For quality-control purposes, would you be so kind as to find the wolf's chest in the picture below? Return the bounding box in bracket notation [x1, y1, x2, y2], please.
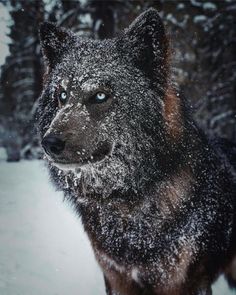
[94, 242, 195, 294]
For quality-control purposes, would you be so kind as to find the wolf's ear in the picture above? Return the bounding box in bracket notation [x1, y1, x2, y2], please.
[124, 8, 169, 81]
[39, 22, 75, 68]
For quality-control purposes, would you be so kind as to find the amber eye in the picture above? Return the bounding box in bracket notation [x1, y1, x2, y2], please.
[59, 90, 68, 104]
[91, 92, 109, 104]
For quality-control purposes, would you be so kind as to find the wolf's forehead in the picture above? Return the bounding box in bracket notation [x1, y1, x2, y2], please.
[56, 59, 125, 89]
[53, 38, 137, 88]
[53, 58, 141, 94]
[53, 68, 112, 92]
[71, 38, 119, 64]
[57, 54, 118, 83]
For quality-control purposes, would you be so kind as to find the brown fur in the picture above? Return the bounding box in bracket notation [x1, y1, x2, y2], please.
[95, 243, 195, 295]
[158, 167, 193, 217]
[97, 253, 143, 295]
[163, 88, 183, 139]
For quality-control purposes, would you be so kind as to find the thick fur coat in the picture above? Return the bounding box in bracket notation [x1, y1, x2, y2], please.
[37, 9, 236, 295]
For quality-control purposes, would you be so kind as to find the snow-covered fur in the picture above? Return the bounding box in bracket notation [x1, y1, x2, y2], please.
[37, 9, 236, 295]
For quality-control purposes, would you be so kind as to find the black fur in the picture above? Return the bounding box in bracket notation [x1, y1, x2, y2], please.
[37, 9, 236, 295]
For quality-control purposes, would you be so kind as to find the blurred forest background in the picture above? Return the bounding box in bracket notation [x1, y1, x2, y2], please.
[0, 0, 235, 161]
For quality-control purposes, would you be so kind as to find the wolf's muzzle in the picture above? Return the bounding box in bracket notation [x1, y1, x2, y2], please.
[41, 135, 65, 156]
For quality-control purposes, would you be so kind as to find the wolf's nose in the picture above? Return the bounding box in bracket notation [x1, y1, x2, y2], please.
[41, 135, 65, 156]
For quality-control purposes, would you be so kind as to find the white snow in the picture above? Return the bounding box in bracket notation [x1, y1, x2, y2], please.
[131, 267, 141, 285]
[100, 253, 125, 273]
[193, 15, 207, 24]
[0, 160, 104, 295]
[0, 2, 11, 68]
[0, 147, 7, 161]
[203, 2, 217, 11]
[0, 160, 235, 295]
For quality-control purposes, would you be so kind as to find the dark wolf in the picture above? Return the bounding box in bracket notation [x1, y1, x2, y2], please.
[37, 8, 236, 295]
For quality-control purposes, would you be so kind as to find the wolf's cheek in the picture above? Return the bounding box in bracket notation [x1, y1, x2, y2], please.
[85, 97, 115, 121]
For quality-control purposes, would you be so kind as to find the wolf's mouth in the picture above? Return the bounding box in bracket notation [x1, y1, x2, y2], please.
[49, 142, 113, 171]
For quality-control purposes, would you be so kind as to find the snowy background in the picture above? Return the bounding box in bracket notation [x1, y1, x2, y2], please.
[0, 0, 236, 294]
[0, 158, 105, 295]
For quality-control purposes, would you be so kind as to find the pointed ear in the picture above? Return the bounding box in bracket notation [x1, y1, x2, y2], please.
[124, 8, 169, 84]
[39, 22, 76, 68]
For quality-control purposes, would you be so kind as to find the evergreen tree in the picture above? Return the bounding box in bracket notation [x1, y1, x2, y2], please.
[0, 0, 44, 160]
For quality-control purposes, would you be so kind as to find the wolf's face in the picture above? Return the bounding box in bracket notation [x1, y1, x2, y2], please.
[38, 9, 175, 197]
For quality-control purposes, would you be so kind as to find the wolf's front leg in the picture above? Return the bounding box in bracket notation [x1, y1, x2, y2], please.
[104, 275, 120, 295]
[195, 286, 212, 295]
[104, 275, 112, 295]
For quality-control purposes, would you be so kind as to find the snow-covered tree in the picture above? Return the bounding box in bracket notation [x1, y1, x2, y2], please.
[0, 0, 44, 160]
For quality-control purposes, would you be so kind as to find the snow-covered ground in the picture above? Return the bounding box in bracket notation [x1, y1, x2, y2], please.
[0, 160, 235, 295]
[0, 160, 104, 295]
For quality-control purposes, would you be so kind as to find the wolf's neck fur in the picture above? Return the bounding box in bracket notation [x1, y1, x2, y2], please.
[76, 160, 206, 290]
[49, 123, 234, 289]
[68, 115, 193, 202]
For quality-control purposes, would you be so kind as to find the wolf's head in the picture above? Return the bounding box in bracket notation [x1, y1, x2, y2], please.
[38, 9, 186, 199]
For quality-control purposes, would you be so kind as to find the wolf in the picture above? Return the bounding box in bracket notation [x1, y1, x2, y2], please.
[37, 8, 236, 295]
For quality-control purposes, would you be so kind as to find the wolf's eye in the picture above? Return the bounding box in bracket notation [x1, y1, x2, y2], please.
[92, 92, 109, 104]
[59, 91, 67, 104]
